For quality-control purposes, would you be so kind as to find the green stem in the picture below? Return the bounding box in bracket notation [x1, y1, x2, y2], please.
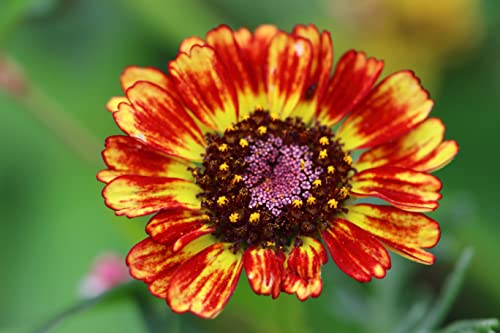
[31, 282, 135, 333]
[32, 297, 101, 333]
[2, 53, 101, 167]
[132, 289, 172, 333]
[415, 248, 475, 333]
[19, 85, 101, 167]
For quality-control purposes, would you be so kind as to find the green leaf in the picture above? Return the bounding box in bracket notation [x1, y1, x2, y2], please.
[439, 318, 499, 333]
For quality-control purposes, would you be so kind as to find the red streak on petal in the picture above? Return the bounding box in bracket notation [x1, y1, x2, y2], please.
[351, 166, 442, 212]
[319, 50, 383, 126]
[243, 247, 285, 299]
[282, 237, 327, 300]
[267, 32, 312, 117]
[114, 82, 205, 161]
[292, 25, 333, 102]
[338, 70, 433, 150]
[102, 175, 199, 218]
[235, 25, 279, 94]
[173, 224, 216, 252]
[98, 135, 191, 183]
[347, 204, 440, 264]
[322, 219, 391, 282]
[206, 25, 260, 108]
[169, 45, 238, 131]
[411, 140, 460, 172]
[167, 243, 243, 319]
[146, 208, 208, 245]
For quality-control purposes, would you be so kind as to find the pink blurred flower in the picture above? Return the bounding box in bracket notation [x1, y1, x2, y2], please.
[78, 252, 130, 298]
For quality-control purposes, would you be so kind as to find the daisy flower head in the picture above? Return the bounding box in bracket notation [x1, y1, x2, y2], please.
[99, 24, 458, 319]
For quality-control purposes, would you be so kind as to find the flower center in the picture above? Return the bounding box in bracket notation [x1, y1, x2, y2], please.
[191, 110, 354, 250]
[243, 135, 323, 216]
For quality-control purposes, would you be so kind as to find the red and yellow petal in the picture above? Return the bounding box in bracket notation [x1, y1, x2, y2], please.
[338, 71, 433, 150]
[97, 135, 192, 183]
[235, 24, 279, 104]
[243, 247, 285, 299]
[350, 166, 442, 212]
[146, 208, 209, 245]
[318, 50, 384, 127]
[167, 242, 243, 319]
[106, 96, 129, 112]
[267, 32, 312, 119]
[355, 118, 448, 171]
[120, 66, 171, 91]
[127, 234, 214, 298]
[169, 45, 238, 132]
[411, 140, 459, 172]
[237, 24, 279, 54]
[106, 66, 180, 113]
[346, 204, 440, 264]
[206, 25, 261, 117]
[322, 218, 391, 282]
[102, 175, 200, 218]
[282, 236, 327, 301]
[179, 36, 206, 54]
[114, 82, 206, 162]
[290, 25, 333, 122]
[172, 224, 216, 253]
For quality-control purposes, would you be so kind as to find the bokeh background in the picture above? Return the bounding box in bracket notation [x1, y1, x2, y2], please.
[1, 0, 499, 332]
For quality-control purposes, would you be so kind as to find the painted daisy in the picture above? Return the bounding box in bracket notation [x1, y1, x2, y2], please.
[99, 24, 458, 319]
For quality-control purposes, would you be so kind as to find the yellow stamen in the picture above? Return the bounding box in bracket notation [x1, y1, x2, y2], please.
[229, 212, 240, 223]
[307, 196, 316, 205]
[232, 174, 243, 184]
[225, 125, 235, 132]
[219, 163, 229, 171]
[319, 136, 329, 145]
[217, 196, 229, 206]
[338, 187, 349, 199]
[327, 199, 338, 209]
[255, 104, 264, 111]
[270, 112, 280, 120]
[292, 199, 303, 208]
[327, 166, 335, 174]
[249, 212, 260, 224]
[239, 138, 249, 148]
[343, 154, 353, 165]
[300, 159, 306, 170]
[265, 241, 275, 247]
[257, 126, 267, 135]
[218, 143, 228, 152]
[312, 179, 322, 188]
[319, 149, 328, 159]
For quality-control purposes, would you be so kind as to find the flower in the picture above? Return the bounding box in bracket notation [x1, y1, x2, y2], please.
[98, 24, 458, 319]
[78, 252, 131, 299]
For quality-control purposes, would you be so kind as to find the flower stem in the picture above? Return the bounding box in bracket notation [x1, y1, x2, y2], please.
[1, 54, 101, 167]
[19, 86, 102, 166]
[132, 289, 175, 333]
[415, 248, 475, 333]
[31, 282, 135, 333]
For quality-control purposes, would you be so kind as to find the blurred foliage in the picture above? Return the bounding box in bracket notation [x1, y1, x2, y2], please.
[1, 0, 499, 332]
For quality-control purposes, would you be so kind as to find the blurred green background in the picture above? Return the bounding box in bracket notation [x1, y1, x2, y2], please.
[1, 0, 499, 332]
